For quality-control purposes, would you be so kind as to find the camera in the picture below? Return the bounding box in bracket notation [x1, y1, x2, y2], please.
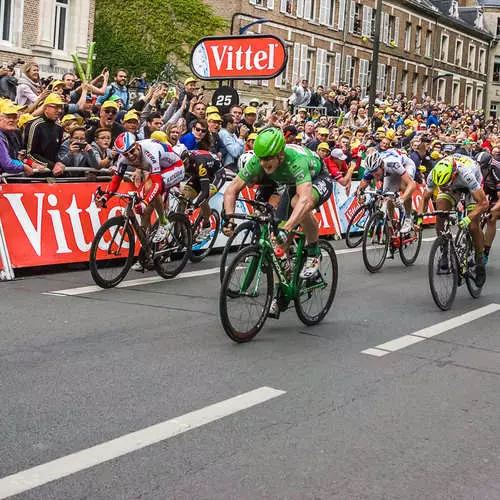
[7, 58, 25, 71]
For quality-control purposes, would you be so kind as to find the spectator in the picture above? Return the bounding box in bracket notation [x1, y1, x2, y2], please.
[283, 125, 298, 144]
[241, 106, 258, 133]
[59, 126, 98, 171]
[61, 114, 84, 138]
[25, 93, 65, 176]
[96, 68, 130, 110]
[174, 77, 198, 121]
[317, 144, 354, 194]
[206, 112, 222, 157]
[122, 110, 140, 136]
[138, 111, 162, 140]
[246, 133, 257, 151]
[86, 100, 124, 143]
[15, 62, 41, 106]
[62, 72, 76, 91]
[309, 85, 326, 108]
[230, 104, 243, 127]
[91, 128, 116, 169]
[0, 65, 19, 102]
[290, 79, 311, 110]
[307, 127, 330, 152]
[136, 71, 148, 97]
[165, 122, 186, 157]
[179, 118, 210, 150]
[218, 113, 248, 171]
[302, 121, 316, 146]
[0, 101, 33, 175]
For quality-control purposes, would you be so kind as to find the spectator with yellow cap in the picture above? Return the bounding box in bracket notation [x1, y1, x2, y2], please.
[207, 112, 222, 157]
[61, 114, 84, 138]
[246, 132, 257, 151]
[25, 93, 65, 176]
[0, 100, 34, 176]
[307, 127, 330, 152]
[122, 110, 140, 136]
[86, 100, 124, 143]
[241, 106, 258, 133]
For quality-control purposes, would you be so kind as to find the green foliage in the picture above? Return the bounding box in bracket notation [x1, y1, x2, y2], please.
[94, 0, 227, 80]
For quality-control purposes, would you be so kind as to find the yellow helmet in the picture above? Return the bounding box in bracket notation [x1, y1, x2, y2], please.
[431, 157, 454, 186]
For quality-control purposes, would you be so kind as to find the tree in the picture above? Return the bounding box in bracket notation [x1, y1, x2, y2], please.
[94, 0, 227, 80]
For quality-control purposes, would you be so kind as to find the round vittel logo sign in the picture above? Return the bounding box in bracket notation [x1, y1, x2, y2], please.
[190, 35, 287, 80]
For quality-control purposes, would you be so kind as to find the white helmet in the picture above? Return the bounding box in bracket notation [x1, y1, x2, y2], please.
[237, 151, 255, 171]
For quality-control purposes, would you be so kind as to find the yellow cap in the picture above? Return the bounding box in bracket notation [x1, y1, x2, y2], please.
[0, 100, 22, 114]
[404, 118, 412, 126]
[244, 106, 257, 115]
[206, 106, 219, 115]
[298, 107, 308, 113]
[44, 93, 65, 106]
[318, 128, 329, 135]
[430, 151, 442, 160]
[60, 114, 84, 125]
[296, 133, 303, 140]
[18, 113, 36, 127]
[123, 110, 140, 122]
[49, 80, 65, 89]
[151, 131, 168, 143]
[184, 77, 197, 85]
[386, 129, 395, 140]
[247, 133, 258, 141]
[101, 100, 119, 111]
[404, 129, 413, 136]
[207, 113, 222, 122]
[317, 142, 331, 151]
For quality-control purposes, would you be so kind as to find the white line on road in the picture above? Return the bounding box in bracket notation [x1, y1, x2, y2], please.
[361, 303, 500, 357]
[0, 386, 286, 499]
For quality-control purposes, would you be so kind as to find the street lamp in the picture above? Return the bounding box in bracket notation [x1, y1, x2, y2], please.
[230, 12, 269, 35]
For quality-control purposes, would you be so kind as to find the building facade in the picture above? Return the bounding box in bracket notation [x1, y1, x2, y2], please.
[205, 0, 492, 110]
[0, 0, 95, 77]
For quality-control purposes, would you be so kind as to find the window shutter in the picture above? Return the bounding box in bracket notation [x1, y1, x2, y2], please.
[383, 13, 389, 44]
[297, 0, 305, 17]
[280, 0, 287, 12]
[344, 55, 352, 84]
[304, 0, 312, 19]
[300, 44, 309, 80]
[337, 0, 346, 30]
[329, 0, 335, 26]
[250, 0, 257, 4]
[348, 1, 355, 33]
[334, 52, 341, 85]
[267, 0, 275, 9]
[358, 59, 368, 95]
[292, 42, 300, 84]
[262, 79, 269, 87]
[319, 0, 328, 24]
[394, 17, 399, 46]
[362, 6, 369, 36]
[389, 66, 396, 96]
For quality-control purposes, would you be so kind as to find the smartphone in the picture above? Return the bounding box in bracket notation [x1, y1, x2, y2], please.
[77, 142, 87, 150]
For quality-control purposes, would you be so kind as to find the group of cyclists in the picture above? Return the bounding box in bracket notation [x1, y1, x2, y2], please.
[96, 118, 500, 313]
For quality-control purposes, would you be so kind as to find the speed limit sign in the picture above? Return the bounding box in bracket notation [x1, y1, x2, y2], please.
[211, 86, 239, 115]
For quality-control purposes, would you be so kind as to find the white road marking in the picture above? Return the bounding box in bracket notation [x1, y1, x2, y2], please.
[422, 236, 437, 242]
[362, 303, 500, 357]
[0, 386, 285, 499]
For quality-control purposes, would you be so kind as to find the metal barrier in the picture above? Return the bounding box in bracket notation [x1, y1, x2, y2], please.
[1, 167, 115, 184]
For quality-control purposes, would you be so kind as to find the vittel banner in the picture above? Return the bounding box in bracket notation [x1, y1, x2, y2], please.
[190, 35, 287, 80]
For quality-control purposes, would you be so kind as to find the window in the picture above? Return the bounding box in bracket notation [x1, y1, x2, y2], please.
[425, 30, 432, 57]
[412, 72, 418, 96]
[280, 0, 294, 14]
[275, 51, 289, 87]
[345, 56, 356, 87]
[468, 44, 476, 70]
[479, 48, 486, 73]
[349, 2, 362, 35]
[490, 102, 497, 119]
[415, 25, 421, 54]
[404, 22, 411, 51]
[497, 17, 500, 36]
[306, 48, 314, 82]
[305, 0, 317, 20]
[0, 0, 12, 41]
[387, 15, 398, 46]
[325, 53, 334, 87]
[53, 0, 69, 51]
[371, 9, 376, 38]
[455, 40, 463, 66]
[401, 70, 408, 95]
[465, 85, 472, 108]
[358, 59, 369, 96]
[476, 87, 483, 109]
[440, 34, 449, 62]
[493, 56, 500, 82]
[328, 0, 335, 25]
[436, 78, 446, 102]
[452, 81, 459, 105]
[423, 75, 429, 95]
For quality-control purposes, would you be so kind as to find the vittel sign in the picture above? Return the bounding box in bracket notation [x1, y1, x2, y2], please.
[190, 35, 287, 80]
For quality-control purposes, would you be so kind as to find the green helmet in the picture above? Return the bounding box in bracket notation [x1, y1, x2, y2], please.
[254, 127, 286, 158]
[432, 157, 454, 186]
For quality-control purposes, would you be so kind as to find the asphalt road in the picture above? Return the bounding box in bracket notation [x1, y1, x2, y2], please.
[1, 228, 499, 499]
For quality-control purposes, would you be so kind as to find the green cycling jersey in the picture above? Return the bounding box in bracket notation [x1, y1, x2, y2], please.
[238, 144, 322, 186]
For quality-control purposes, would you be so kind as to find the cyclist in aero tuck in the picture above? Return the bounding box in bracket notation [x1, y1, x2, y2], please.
[223, 127, 333, 316]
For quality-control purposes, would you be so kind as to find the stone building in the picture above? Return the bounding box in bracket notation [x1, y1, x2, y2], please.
[0, 0, 95, 77]
[204, 0, 492, 109]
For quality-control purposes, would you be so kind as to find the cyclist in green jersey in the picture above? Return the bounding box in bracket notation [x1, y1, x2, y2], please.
[223, 127, 333, 281]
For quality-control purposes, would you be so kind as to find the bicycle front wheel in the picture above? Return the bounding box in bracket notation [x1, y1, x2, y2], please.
[294, 240, 338, 326]
[428, 235, 458, 310]
[154, 213, 192, 279]
[346, 204, 369, 248]
[399, 218, 423, 266]
[89, 216, 135, 289]
[456, 229, 482, 298]
[219, 221, 260, 283]
[362, 212, 389, 273]
[219, 245, 273, 343]
[190, 208, 221, 263]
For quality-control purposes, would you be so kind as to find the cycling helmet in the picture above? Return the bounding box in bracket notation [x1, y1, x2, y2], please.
[237, 151, 254, 171]
[431, 157, 454, 186]
[363, 151, 383, 173]
[253, 127, 286, 158]
[476, 151, 492, 169]
[114, 132, 136, 154]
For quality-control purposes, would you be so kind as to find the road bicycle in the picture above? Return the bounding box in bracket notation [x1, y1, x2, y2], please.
[345, 190, 383, 248]
[427, 206, 484, 311]
[89, 187, 191, 288]
[362, 192, 423, 273]
[220, 198, 338, 343]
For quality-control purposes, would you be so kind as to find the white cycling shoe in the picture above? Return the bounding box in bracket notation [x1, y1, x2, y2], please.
[153, 224, 169, 243]
[300, 255, 321, 280]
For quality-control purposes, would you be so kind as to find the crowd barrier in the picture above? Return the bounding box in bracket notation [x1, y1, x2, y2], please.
[0, 180, 435, 279]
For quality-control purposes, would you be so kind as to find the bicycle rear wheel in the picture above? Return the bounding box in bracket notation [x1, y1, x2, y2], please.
[154, 213, 192, 279]
[399, 217, 423, 266]
[294, 240, 338, 326]
[428, 235, 458, 310]
[190, 208, 221, 263]
[220, 221, 260, 283]
[362, 212, 389, 273]
[346, 204, 369, 248]
[89, 216, 135, 289]
[219, 245, 273, 343]
[456, 229, 482, 298]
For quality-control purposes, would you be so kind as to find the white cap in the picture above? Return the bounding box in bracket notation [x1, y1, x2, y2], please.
[331, 148, 347, 160]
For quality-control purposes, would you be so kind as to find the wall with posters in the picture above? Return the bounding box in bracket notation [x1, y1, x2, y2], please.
[0, 181, 434, 270]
